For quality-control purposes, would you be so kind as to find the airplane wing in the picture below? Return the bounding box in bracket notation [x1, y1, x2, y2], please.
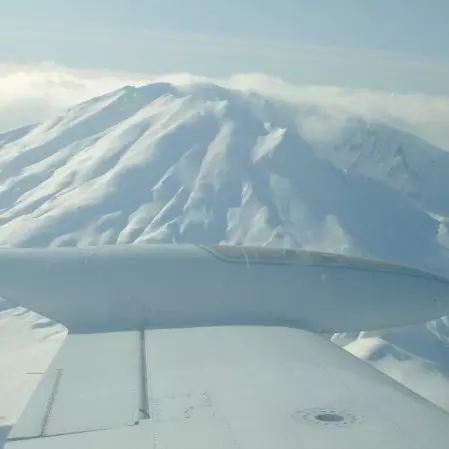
[2, 244, 449, 448]
[5, 326, 449, 449]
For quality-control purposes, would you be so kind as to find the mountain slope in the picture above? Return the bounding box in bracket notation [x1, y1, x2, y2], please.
[0, 83, 448, 273]
[315, 118, 449, 217]
[1, 81, 449, 434]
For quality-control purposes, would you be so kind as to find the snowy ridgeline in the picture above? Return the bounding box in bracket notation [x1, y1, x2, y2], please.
[1, 81, 449, 434]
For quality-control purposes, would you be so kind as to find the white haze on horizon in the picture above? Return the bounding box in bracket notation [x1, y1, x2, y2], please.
[0, 62, 448, 151]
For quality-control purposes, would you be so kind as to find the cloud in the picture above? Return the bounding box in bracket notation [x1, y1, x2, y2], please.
[0, 63, 213, 132]
[0, 63, 448, 150]
[226, 73, 449, 150]
[0, 63, 146, 132]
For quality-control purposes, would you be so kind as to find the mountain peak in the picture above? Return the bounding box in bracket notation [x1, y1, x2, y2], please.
[0, 82, 447, 276]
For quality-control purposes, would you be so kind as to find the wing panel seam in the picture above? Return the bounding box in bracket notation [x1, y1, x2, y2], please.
[138, 329, 150, 421]
[40, 368, 63, 437]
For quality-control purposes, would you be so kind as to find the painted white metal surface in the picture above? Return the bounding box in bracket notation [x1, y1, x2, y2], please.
[4, 245, 449, 448]
[6, 326, 449, 448]
[0, 245, 449, 333]
[8, 332, 140, 441]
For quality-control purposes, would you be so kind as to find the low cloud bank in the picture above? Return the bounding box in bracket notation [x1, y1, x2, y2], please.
[0, 63, 448, 150]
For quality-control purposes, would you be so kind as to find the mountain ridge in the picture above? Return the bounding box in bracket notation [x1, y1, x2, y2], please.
[1, 82, 448, 269]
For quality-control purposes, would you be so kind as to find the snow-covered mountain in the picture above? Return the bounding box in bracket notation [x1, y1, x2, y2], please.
[316, 118, 449, 217]
[1, 81, 449, 436]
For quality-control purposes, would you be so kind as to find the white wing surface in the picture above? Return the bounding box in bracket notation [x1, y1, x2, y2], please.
[2, 244, 449, 448]
[5, 326, 449, 449]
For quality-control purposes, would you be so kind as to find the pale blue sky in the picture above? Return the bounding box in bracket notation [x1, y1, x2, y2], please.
[1, 0, 448, 94]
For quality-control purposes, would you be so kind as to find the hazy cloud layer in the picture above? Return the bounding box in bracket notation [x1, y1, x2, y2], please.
[227, 74, 449, 150]
[0, 63, 448, 150]
[0, 63, 152, 132]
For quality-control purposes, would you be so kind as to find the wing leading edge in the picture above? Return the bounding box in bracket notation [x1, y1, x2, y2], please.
[6, 326, 449, 449]
[0, 245, 449, 333]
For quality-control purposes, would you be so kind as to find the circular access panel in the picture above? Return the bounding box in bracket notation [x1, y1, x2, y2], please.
[293, 409, 362, 427]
